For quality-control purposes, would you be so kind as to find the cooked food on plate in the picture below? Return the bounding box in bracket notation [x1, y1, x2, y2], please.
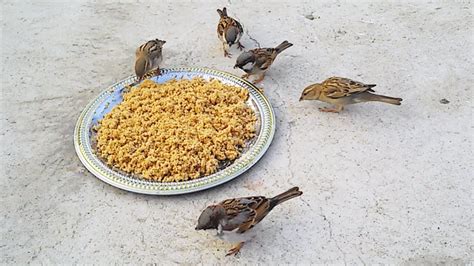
[95, 78, 257, 182]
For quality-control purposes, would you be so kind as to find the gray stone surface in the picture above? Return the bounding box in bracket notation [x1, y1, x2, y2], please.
[1, 0, 472, 264]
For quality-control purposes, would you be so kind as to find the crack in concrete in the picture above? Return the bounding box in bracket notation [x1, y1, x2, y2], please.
[232, 12, 260, 49]
[245, 28, 261, 48]
[320, 207, 347, 265]
[17, 95, 74, 105]
[269, 75, 285, 108]
[286, 122, 294, 181]
[357, 254, 366, 265]
[267, 76, 296, 187]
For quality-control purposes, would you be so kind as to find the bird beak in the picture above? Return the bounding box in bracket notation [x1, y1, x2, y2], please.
[299, 96, 303, 102]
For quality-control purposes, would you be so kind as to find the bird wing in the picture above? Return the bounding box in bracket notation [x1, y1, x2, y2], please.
[136, 40, 162, 59]
[234, 19, 243, 33]
[220, 196, 271, 233]
[252, 48, 275, 70]
[228, 17, 242, 32]
[322, 77, 376, 99]
[217, 18, 226, 37]
[146, 40, 162, 57]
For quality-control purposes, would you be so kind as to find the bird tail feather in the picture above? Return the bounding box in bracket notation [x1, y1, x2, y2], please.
[270, 187, 302, 208]
[275, 40, 293, 54]
[364, 93, 402, 105]
[217, 7, 227, 18]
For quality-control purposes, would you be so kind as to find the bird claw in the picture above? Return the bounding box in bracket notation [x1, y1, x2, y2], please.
[224, 51, 232, 58]
[154, 68, 161, 76]
[225, 248, 240, 257]
[241, 74, 249, 79]
[226, 242, 244, 256]
[253, 75, 265, 84]
[237, 42, 245, 50]
[319, 107, 341, 113]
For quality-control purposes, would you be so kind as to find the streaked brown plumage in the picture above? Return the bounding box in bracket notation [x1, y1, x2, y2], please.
[195, 187, 303, 256]
[299, 77, 402, 113]
[234, 41, 293, 83]
[217, 7, 244, 57]
[134, 39, 166, 80]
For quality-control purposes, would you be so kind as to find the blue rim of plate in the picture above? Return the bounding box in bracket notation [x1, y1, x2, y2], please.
[74, 67, 275, 195]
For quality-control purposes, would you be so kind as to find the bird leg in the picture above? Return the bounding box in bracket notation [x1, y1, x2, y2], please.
[253, 73, 265, 84]
[237, 42, 245, 50]
[223, 43, 232, 58]
[319, 105, 344, 113]
[226, 242, 244, 256]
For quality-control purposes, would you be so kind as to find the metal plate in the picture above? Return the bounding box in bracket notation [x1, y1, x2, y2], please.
[74, 67, 275, 195]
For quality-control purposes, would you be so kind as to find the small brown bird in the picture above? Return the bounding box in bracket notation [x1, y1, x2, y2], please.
[217, 7, 244, 57]
[134, 39, 166, 80]
[195, 187, 302, 256]
[299, 77, 402, 113]
[234, 41, 293, 83]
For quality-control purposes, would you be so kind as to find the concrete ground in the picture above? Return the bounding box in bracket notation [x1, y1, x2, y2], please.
[1, 0, 472, 264]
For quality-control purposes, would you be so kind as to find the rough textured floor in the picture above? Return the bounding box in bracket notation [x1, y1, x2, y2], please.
[1, 1, 472, 264]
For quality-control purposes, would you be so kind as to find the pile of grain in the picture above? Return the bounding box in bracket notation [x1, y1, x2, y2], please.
[96, 78, 257, 182]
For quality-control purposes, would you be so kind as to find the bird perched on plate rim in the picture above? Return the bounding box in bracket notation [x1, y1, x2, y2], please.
[134, 39, 166, 80]
[234, 41, 293, 84]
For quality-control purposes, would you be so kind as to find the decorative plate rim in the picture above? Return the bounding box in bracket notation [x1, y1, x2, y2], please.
[74, 67, 275, 195]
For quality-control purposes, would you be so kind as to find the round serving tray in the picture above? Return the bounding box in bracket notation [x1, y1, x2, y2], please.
[74, 67, 275, 195]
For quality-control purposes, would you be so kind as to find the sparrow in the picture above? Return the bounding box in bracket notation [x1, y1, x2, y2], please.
[299, 77, 403, 113]
[134, 39, 166, 80]
[195, 187, 303, 256]
[234, 41, 293, 83]
[217, 7, 244, 57]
